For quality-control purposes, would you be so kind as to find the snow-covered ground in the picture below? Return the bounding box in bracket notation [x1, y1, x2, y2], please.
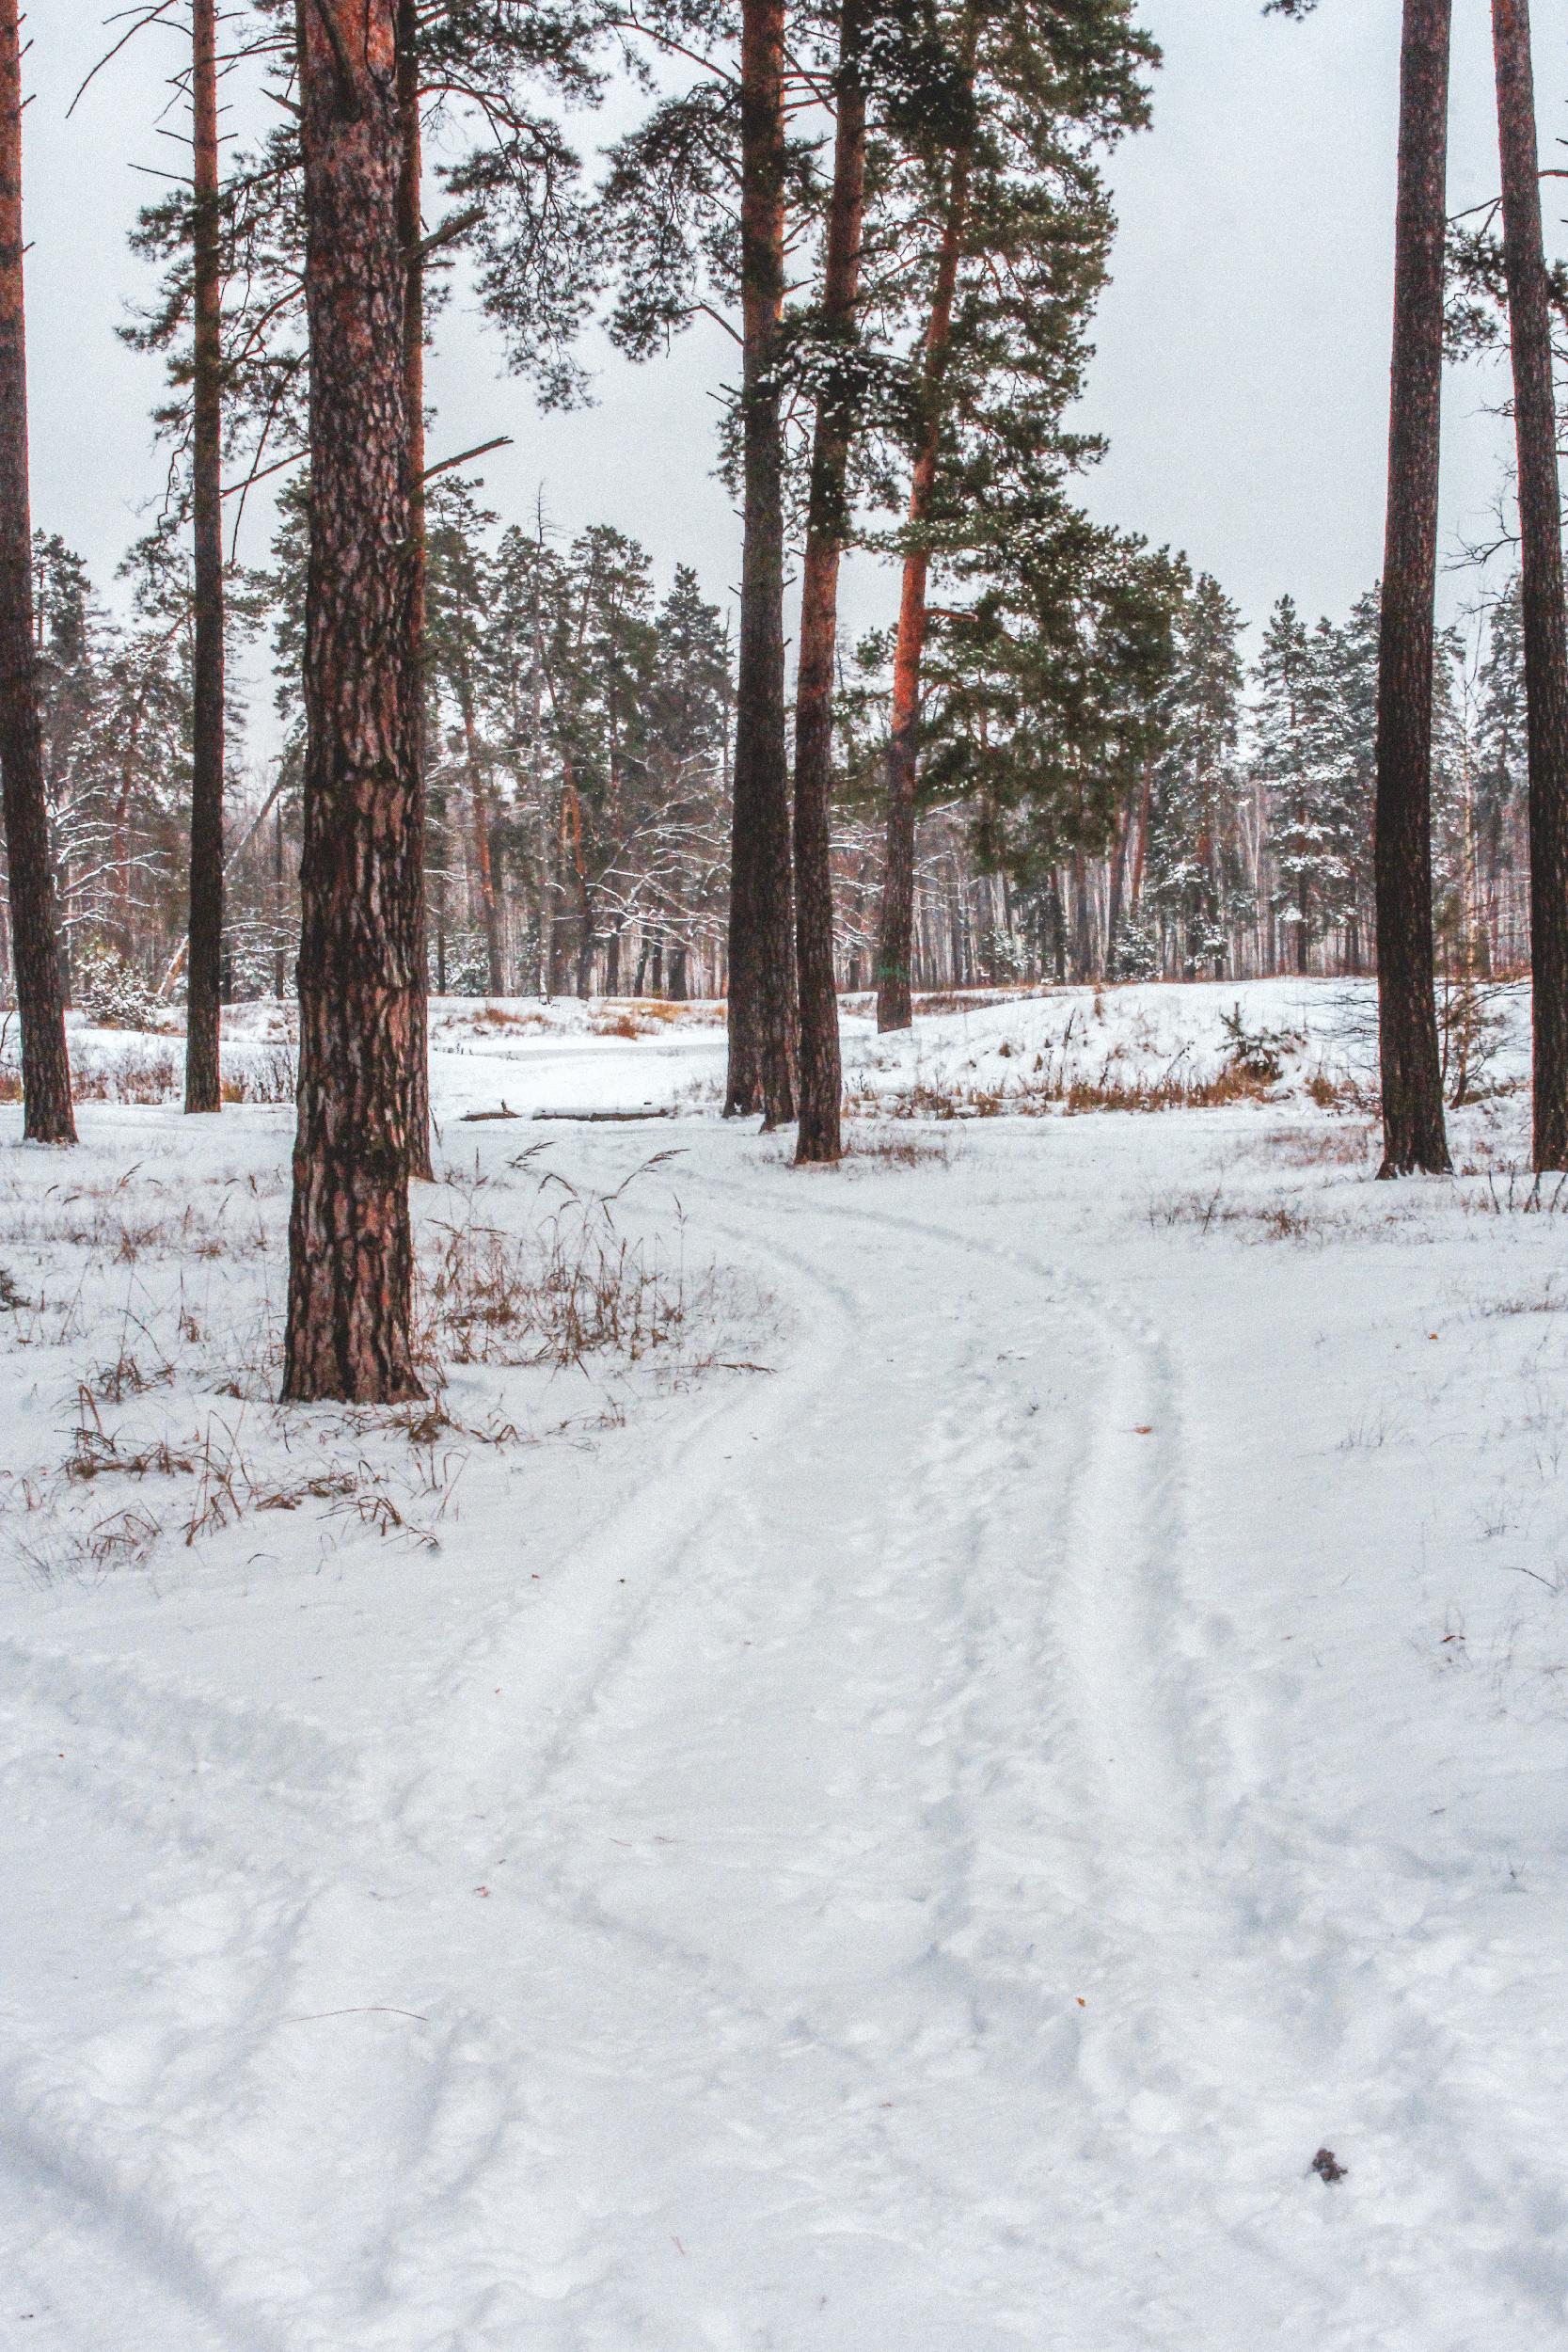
[4, 979, 1566, 2349]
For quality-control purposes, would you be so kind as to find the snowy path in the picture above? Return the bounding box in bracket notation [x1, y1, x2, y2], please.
[5, 991, 1568, 2345]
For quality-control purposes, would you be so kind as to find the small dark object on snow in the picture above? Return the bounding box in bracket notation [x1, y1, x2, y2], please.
[460, 1104, 521, 1122]
[1311, 2147, 1347, 2184]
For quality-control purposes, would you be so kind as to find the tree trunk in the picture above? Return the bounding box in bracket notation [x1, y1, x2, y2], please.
[1296, 872, 1309, 977]
[272, 800, 287, 998]
[1374, 0, 1452, 1177]
[0, 0, 71, 1144]
[724, 0, 796, 1123]
[1493, 0, 1568, 1169]
[876, 7, 977, 1034]
[397, 0, 433, 1178]
[183, 0, 224, 1115]
[791, 0, 866, 1165]
[456, 656, 503, 994]
[283, 0, 424, 1405]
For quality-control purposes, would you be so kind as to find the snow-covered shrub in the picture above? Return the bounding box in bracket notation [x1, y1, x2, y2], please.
[76, 946, 161, 1031]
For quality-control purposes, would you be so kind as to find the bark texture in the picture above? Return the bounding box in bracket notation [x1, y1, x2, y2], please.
[724, 0, 797, 1124]
[397, 0, 434, 1179]
[0, 0, 72, 1143]
[1492, 0, 1568, 1169]
[184, 0, 225, 1115]
[875, 16, 976, 1035]
[1374, 0, 1452, 1178]
[283, 0, 425, 1404]
[792, 0, 868, 1164]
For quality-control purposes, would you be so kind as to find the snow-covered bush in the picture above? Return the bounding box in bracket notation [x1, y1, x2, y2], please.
[76, 946, 161, 1031]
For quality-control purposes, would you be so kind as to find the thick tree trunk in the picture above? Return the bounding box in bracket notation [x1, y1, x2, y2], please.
[184, 0, 225, 1114]
[0, 0, 71, 1144]
[724, 0, 796, 1122]
[792, 0, 867, 1165]
[1492, 0, 1568, 1169]
[283, 0, 424, 1405]
[397, 0, 433, 1178]
[1374, 0, 1452, 1177]
[876, 8, 977, 1035]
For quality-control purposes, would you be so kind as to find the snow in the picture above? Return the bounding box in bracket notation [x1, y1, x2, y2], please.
[3, 979, 1566, 2348]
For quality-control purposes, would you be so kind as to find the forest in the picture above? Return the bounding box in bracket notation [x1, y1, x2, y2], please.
[4, 1, 1568, 2344]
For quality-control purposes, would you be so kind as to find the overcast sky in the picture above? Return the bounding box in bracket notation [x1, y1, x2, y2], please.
[26, 0, 1564, 754]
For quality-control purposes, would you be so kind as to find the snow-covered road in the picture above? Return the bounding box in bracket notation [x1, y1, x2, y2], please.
[4, 986, 1567, 2346]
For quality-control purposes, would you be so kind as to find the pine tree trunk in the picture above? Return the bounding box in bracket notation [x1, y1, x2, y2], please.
[1492, 0, 1568, 1168]
[0, 0, 71, 1145]
[183, 0, 225, 1114]
[397, 0, 433, 1179]
[725, 0, 796, 1122]
[792, 0, 867, 1165]
[283, 0, 424, 1405]
[875, 8, 977, 1035]
[1374, 0, 1452, 1177]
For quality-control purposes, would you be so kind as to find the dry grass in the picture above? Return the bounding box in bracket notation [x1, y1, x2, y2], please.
[420, 1178, 698, 1370]
[1146, 1184, 1325, 1245]
[845, 1052, 1281, 1122]
[587, 999, 725, 1037]
[1245, 1122, 1379, 1169]
[844, 1130, 955, 1168]
[0, 1044, 295, 1107]
[1459, 1170, 1568, 1217]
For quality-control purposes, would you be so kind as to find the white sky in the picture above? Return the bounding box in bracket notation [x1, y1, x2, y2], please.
[25, 0, 1561, 755]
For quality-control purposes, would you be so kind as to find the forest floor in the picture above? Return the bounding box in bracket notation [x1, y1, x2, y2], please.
[3, 977, 1566, 2350]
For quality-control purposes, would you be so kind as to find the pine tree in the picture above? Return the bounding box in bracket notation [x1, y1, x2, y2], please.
[1254, 595, 1352, 974]
[1374, 0, 1452, 1175]
[1490, 0, 1568, 1168]
[183, 0, 225, 1115]
[282, 0, 424, 1406]
[792, 0, 870, 1164]
[0, 0, 73, 1142]
[872, 0, 1156, 1030]
[1145, 575, 1247, 979]
[1473, 577, 1528, 969]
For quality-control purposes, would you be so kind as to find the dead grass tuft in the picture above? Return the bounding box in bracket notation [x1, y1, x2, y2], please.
[419, 1155, 705, 1371]
[1146, 1184, 1325, 1244]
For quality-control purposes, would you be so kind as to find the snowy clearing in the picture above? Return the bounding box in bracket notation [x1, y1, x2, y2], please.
[3, 979, 1566, 2349]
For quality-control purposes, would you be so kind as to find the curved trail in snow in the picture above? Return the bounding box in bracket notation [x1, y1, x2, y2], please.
[1, 1122, 1558, 2348]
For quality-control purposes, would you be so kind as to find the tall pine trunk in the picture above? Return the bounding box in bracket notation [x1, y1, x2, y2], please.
[0, 0, 71, 1144]
[282, 0, 424, 1405]
[792, 0, 867, 1165]
[724, 0, 796, 1123]
[876, 8, 976, 1035]
[1374, 0, 1452, 1177]
[397, 0, 434, 1178]
[184, 0, 224, 1114]
[1492, 0, 1568, 1169]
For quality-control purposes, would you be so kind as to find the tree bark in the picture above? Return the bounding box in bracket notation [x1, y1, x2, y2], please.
[283, 0, 424, 1404]
[792, 0, 867, 1165]
[1374, 0, 1452, 1177]
[397, 0, 433, 1176]
[184, 0, 225, 1114]
[724, 0, 796, 1122]
[1492, 0, 1568, 1169]
[875, 7, 977, 1035]
[0, 0, 71, 1143]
